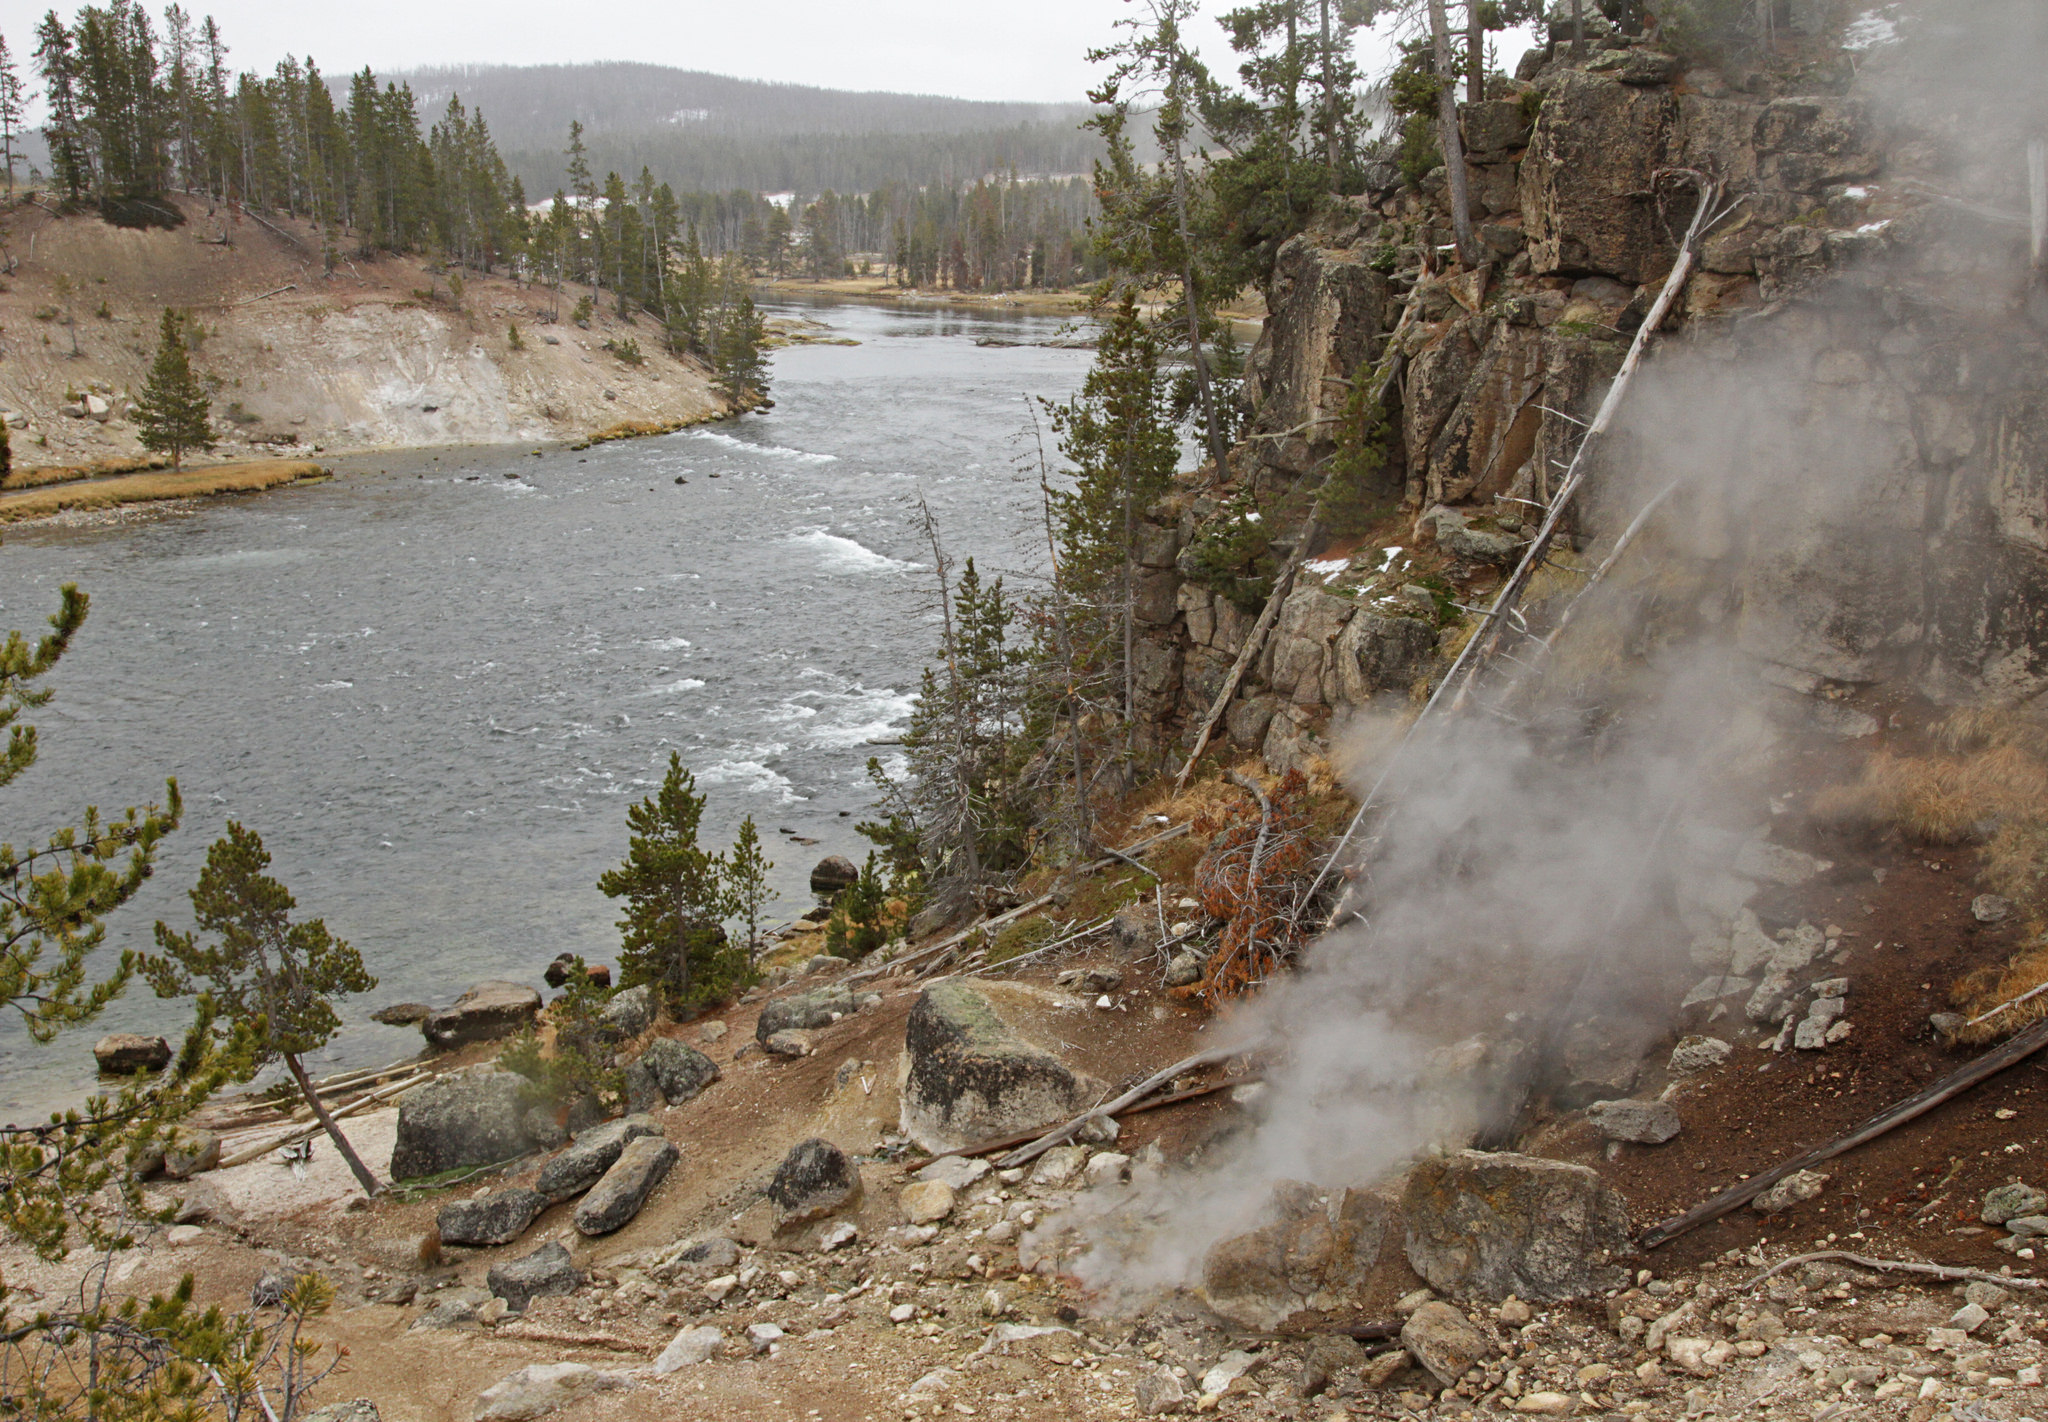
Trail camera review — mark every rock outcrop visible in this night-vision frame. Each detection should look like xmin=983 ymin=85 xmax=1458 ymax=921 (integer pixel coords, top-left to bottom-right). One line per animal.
xmin=421 ymin=981 xmax=542 ymax=1051
xmin=1402 ymin=1151 xmax=1632 ymax=1302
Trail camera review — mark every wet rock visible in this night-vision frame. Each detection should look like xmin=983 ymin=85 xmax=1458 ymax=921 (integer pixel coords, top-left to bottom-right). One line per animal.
xmin=1401 ymin=1301 xmax=1495 ymax=1387
xmin=655 ymin=1324 xmax=722 ymax=1373
xmin=1752 ymin=1168 xmax=1829 ymax=1214
xmin=899 ymin=1179 xmax=955 ymax=1223
xmin=1668 ymin=1036 xmax=1731 ymax=1075
xmin=1982 ymin=1183 xmax=2048 ymax=1225
xmin=422 ymin=981 xmax=542 ymax=1050
xmin=472 ymin=1361 xmax=633 ymax=1421
xmin=94 ymin=1033 xmax=171 ymax=1074
xmin=810 ymin=855 xmax=859 ymax=895
xmin=1402 ymin=1151 xmax=1631 ymax=1302
xmin=755 ymin=984 xmax=853 ymax=1043
xmin=438 ymin=1187 xmax=548 ymax=1247
xmin=764 ymin=1028 xmax=816 ymax=1057
xmin=767 ymin=1137 xmax=864 ymax=1228
xmin=163 ymin=1128 xmax=220 ymax=1179
xmin=899 ymin=981 xmax=1102 ymax=1153
xmin=622 ymin=1036 xmax=720 ymax=1110
xmin=599 ymin=983 xmax=654 ymax=1039
xmin=542 ymin=954 xmax=579 ymax=988
xmin=534 ymin=1114 xmax=661 ymax=1203
xmin=485 ymin=1241 xmax=581 ymax=1312
xmin=1585 ymin=1097 xmax=1681 ymax=1144
xmin=574 ymin=1134 xmax=678 ymax=1236
xmin=1202 ymin=1181 xmax=1396 ymax=1330
xmin=370 ymin=1002 xmax=432 ymax=1026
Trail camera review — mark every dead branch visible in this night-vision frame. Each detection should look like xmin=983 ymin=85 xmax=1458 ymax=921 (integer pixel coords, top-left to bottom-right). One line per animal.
xmin=994 ymin=1042 xmax=1257 ymax=1169
xmin=1230 ymin=771 xmax=1274 ymax=881
xmin=897 ymin=1075 xmax=1258 ymax=1171
xmin=1740 ymin=1250 xmax=2047 ymax=1293
xmin=1641 ymin=1013 xmax=2048 ymax=1248
xmin=234 ymin=284 xmax=297 ymax=306
xmin=216 ymin=1072 xmax=424 ymax=1170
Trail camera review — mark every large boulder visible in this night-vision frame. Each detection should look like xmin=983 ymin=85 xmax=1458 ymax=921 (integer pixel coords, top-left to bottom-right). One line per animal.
xmin=599 ymin=984 xmax=655 ymax=1040
xmin=472 ymin=1362 xmax=633 ymax=1421
xmin=1402 ymin=1151 xmax=1632 ymax=1302
xmin=899 ymin=982 xmax=1102 ymax=1153
xmin=437 ymin=1187 xmax=549 ymax=1247
xmin=1200 ymin=1181 xmax=1397 ymax=1330
xmin=810 ymin=855 xmax=859 ymax=895
xmin=755 ymin=984 xmax=854 ymax=1043
xmin=534 ymin=1114 xmax=662 ymax=1203
xmin=575 ymin=1135 xmax=679 ymax=1236
xmin=94 ymin=1033 xmax=171 ymax=1074
xmin=1520 ymin=70 xmax=1677 ymax=285
xmin=485 ymin=1240 xmax=581 ymax=1312
xmin=390 ymin=1067 xmax=546 ymax=1181
xmin=421 ymin=981 xmax=542 ymax=1051
xmin=766 ymin=1138 xmax=864 ymax=1229
xmin=624 ymin=1037 xmax=721 ymax=1112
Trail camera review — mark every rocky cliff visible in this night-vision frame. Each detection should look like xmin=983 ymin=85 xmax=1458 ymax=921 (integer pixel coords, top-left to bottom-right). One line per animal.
xmin=1139 ymin=4 xmax=2048 ymax=779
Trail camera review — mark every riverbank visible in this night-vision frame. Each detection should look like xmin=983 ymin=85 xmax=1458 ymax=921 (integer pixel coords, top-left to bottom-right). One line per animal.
xmin=753 ymin=273 xmax=1093 ymax=314
xmin=0 ymin=197 xmax=733 ymax=474
xmin=0 ymin=457 xmax=327 ymax=524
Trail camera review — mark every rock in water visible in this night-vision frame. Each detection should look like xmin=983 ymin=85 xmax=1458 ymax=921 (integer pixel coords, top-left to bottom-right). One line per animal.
xmin=755 ymin=984 xmax=853 ymax=1043
xmin=390 ymin=1066 xmax=547 ymax=1181
xmin=93 ymin=1033 xmax=171 ymax=1074
xmin=1585 ymin=1097 xmax=1682 ymax=1144
xmin=899 ymin=982 xmax=1102 ymax=1153
xmin=370 ymin=1002 xmax=432 ymax=1026
xmin=1401 ymin=1301 xmax=1495 ymax=1386
xmin=1402 ymin=1151 xmax=1631 ymax=1302
xmin=654 ymin=1324 xmax=722 ymax=1373
xmin=810 ymin=855 xmax=859 ymax=895
xmin=622 ymin=1037 xmax=721 ymax=1111
xmin=1201 ymin=1181 xmax=1395 ymax=1330
xmin=574 ymin=1135 xmax=679 ymax=1236
xmin=472 ymin=1362 xmax=632 ymax=1421
xmin=437 ymin=1187 xmax=548 ymax=1247
xmin=485 ymin=1241 xmax=581 ymax=1312
xmin=421 ymin=981 xmax=542 ymax=1050
xmin=534 ymin=1115 xmax=662 ymax=1203
xmin=767 ymin=1137 xmax=863 ymax=1228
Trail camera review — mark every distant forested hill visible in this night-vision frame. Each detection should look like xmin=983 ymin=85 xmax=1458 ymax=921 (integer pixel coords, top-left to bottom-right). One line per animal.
xmin=379 ymin=63 xmax=1103 ymax=196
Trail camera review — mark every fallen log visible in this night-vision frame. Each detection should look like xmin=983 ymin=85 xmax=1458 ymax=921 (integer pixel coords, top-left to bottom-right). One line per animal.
xmin=216 ymin=1072 xmax=424 ymax=1170
xmin=995 ymin=1042 xmax=1258 ymax=1170
xmin=1640 ymin=1014 xmax=2048 ymax=1248
xmin=1740 ymin=1249 xmax=2047 ymax=1294
xmin=898 ymin=1075 xmax=1259 ymax=1172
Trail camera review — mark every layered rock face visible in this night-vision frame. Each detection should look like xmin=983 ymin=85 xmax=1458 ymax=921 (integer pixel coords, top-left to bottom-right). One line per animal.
xmin=1140 ymin=40 xmax=2048 ymax=774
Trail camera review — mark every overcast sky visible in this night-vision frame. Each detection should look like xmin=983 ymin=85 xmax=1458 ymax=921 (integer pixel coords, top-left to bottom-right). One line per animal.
xmin=0 ymin=0 xmax=1532 ymax=105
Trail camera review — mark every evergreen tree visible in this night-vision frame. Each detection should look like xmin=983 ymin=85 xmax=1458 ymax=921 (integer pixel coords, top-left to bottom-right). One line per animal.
xmin=0 ymin=33 xmax=24 ymax=200
xmin=599 ymin=753 xmax=744 ymax=1014
xmin=133 ymin=307 xmax=212 ymax=470
xmin=712 ymin=286 xmax=770 ymax=403
xmin=725 ymin=816 xmax=772 ymax=965
xmin=146 ymin=821 xmax=381 ymax=1196
xmin=824 ymin=852 xmax=891 ymax=960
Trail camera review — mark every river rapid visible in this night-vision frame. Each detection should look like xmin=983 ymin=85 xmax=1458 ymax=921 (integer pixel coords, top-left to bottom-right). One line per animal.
xmin=0 ymin=298 xmax=1092 ymax=1120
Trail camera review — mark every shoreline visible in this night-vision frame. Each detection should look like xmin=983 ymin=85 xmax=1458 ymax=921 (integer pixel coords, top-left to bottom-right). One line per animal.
xmin=754 ymin=277 xmax=1095 ymax=316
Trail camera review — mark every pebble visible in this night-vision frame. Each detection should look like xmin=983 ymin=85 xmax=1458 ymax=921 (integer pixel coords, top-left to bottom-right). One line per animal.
xmin=889 ymin=1303 xmax=916 ymax=1324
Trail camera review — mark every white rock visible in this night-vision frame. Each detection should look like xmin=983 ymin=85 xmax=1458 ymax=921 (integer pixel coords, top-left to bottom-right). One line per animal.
xmin=818 ymin=1221 xmax=859 ymax=1251
xmin=1200 ymin=1350 xmax=1257 ymax=1396
xmin=702 ymin=1274 xmax=738 ymax=1302
xmin=472 ymin=1362 xmax=633 ymax=1421
xmin=1031 ymin=1145 xmax=1090 ymax=1188
xmin=914 ymin=1155 xmax=992 ymax=1191
xmin=1951 ymin=1302 xmax=1991 ymax=1334
xmin=1752 ymin=1169 xmax=1828 ymax=1213
xmin=746 ymin=1322 xmax=784 ymax=1354
xmin=1513 ymin=1392 xmax=1573 ymax=1414
xmin=1666 ymin=1337 xmax=1717 ymax=1375
xmin=899 ymin=1179 xmax=955 ymax=1224
xmin=166 ymin=1224 xmax=204 ymax=1246
xmin=889 ymin=1303 xmax=916 ymax=1324
xmin=654 ymin=1325 xmax=721 ymax=1373
xmin=1083 ymin=1152 xmax=1131 ymax=1188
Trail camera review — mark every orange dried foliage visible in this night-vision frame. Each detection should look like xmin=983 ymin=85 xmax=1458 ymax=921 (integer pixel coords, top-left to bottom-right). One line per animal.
xmin=1174 ymin=769 xmax=1316 ymax=1010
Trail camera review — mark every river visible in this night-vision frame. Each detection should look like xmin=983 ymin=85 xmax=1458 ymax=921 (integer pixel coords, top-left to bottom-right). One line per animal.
xmin=0 ymin=298 xmax=1093 ymax=1120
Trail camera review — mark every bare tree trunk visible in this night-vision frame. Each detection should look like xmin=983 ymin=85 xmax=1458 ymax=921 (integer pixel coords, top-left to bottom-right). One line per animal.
xmin=1466 ymin=0 xmax=1484 ymax=104
xmin=1168 ymin=131 xmax=1230 ymax=472
xmin=1572 ymin=0 xmax=1586 ymax=57
xmin=1318 ymin=0 xmax=1339 ymax=184
xmin=1428 ymin=0 xmax=1479 ymax=267
xmin=2030 ymin=137 xmax=2047 ymax=276
xmin=284 ymin=1051 xmax=380 ymax=1196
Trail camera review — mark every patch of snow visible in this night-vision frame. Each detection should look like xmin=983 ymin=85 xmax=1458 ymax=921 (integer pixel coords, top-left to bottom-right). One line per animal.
xmin=1843 ymin=7 xmax=1900 ymax=51
xmin=1303 ymin=557 xmax=1351 ymax=578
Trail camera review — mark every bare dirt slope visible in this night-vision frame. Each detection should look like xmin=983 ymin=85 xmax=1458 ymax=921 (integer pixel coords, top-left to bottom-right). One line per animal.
xmin=0 ymin=198 xmax=730 ymax=470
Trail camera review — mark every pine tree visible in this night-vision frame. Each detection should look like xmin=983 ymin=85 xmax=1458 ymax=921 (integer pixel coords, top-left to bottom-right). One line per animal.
xmin=146 ymin=822 xmax=381 ymax=1196
xmin=599 ymin=753 xmax=743 ymax=1014
xmin=713 ymin=287 xmax=770 ymax=404
xmin=133 ymin=308 xmax=212 ymax=470
xmin=0 ymin=34 xmax=24 ymax=201
xmin=725 ymin=816 xmax=773 ymax=965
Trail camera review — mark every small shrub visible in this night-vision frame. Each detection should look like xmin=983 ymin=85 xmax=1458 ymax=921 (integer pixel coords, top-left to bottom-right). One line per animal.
xmin=507 ymin=322 xmax=525 ymax=351
xmin=1316 ymin=378 xmax=1398 ymax=540
xmin=571 ymin=294 xmax=594 ymax=328
xmin=604 ymin=337 xmax=645 ymax=366
xmin=223 ymin=401 xmax=260 ymax=426
xmin=499 ymin=961 xmax=623 ymax=1112
xmin=32 ymin=306 xmax=57 ymax=323
xmin=95 ymin=300 xmax=112 ymax=320
xmin=825 ymin=853 xmax=893 ymax=960
xmin=1184 ymin=492 xmax=1278 ymax=612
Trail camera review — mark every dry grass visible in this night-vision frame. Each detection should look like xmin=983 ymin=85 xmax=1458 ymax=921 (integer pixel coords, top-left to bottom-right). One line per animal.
xmin=0 ymin=459 xmax=323 ymax=522
xmin=3 ymin=454 xmax=169 ymax=489
xmin=1820 ymin=707 xmax=2048 ymax=1039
